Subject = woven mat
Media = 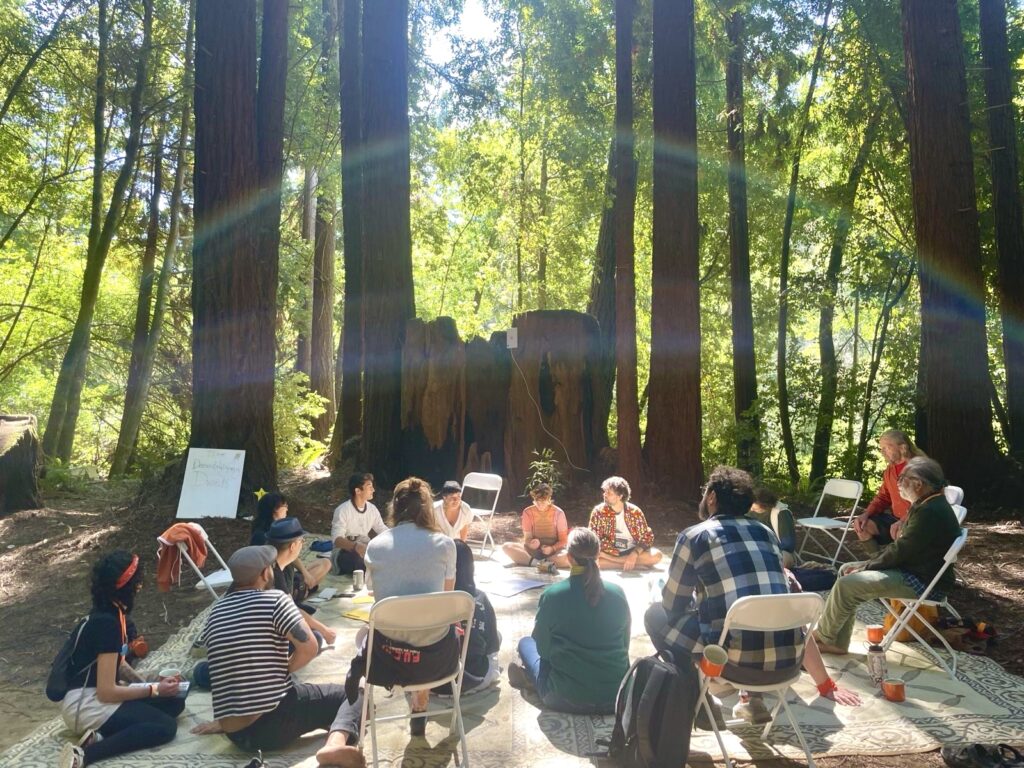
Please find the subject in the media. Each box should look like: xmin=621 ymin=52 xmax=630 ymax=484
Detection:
xmin=3 ymin=556 xmax=1023 ymax=767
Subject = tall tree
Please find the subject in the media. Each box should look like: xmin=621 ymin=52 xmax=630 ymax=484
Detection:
xmin=979 ymin=0 xmax=1024 ymax=454
xmin=809 ymin=105 xmax=882 ymax=487
xmin=645 ymin=0 xmax=701 ymax=498
xmin=360 ymin=0 xmax=415 ymax=481
xmin=613 ymin=0 xmax=643 ymax=483
xmin=310 ymin=0 xmax=338 ymax=442
xmin=901 ymin=0 xmax=997 ymax=493
xmin=110 ymin=0 xmax=195 ymax=477
xmin=776 ymin=0 xmax=834 ymax=487
xmin=42 ymin=0 xmax=153 ymax=462
xmin=190 ymin=0 xmax=283 ymax=497
xmin=725 ymin=6 xmax=761 ymax=476
xmin=331 ymin=0 xmax=365 ymax=460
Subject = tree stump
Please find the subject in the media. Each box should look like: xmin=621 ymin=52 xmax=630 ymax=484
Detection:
xmin=0 ymin=415 xmax=43 ymax=516
xmin=504 ymin=310 xmax=602 ymax=495
xmin=464 ymin=332 xmax=511 ymax=475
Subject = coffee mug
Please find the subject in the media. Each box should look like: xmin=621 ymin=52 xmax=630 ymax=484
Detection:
xmin=882 ymin=677 xmax=905 ymax=702
xmin=700 ymin=644 xmax=728 ymax=678
xmin=353 ymin=569 xmax=365 ymax=590
xmin=158 ymin=667 xmax=181 ymax=682
xmin=866 ymin=624 xmax=885 ymax=644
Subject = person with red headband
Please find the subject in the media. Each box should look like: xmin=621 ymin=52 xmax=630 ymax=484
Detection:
xmin=57 ymin=550 xmax=185 ymax=768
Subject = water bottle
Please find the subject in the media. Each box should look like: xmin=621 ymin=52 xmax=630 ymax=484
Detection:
xmin=866 ymin=644 xmax=887 ymax=686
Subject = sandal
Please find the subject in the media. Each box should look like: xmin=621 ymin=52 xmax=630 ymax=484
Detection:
xmin=942 ymin=743 xmax=1004 ymax=768
xmin=998 ymin=745 xmax=1024 ymax=767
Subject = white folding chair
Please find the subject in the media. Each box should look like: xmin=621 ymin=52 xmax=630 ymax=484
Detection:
xmin=461 ymin=472 xmax=502 ymax=557
xmin=878 ymin=527 xmax=968 ymax=679
xmin=944 ymin=485 xmax=964 ymax=506
xmin=360 ymin=591 xmax=476 ymax=767
xmin=795 ymin=478 xmax=863 ymax=567
xmin=696 ymin=593 xmax=825 ymax=768
xmin=156 ymin=522 xmax=232 ymax=601
xmin=953 ymin=504 xmax=967 ymax=525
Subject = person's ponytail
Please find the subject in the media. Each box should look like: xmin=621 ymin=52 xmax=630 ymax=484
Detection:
xmin=567 ymin=527 xmax=604 ymax=607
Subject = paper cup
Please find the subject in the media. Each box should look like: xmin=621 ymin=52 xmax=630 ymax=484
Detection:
xmin=158 ymin=667 xmax=181 ymax=681
xmin=699 ymin=644 xmax=728 ymax=678
xmin=353 ymin=569 xmax=365 ymax=590
xmin=866 ymin=624 xmax=885 ymax=644
xmin=882 ymin=677 xmax=905 ymax=702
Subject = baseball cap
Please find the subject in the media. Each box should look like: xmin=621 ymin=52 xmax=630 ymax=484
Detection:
xmin=441 ymin=480 xmax=462 ymax=495
xmin=227 ymin=545 xmax=277 ymax=584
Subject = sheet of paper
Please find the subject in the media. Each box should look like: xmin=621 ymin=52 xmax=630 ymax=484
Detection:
xmin=487 ymin=578 xmax=549 ymax=597
xmin=342 ymin=607 xmax=370 ymax=623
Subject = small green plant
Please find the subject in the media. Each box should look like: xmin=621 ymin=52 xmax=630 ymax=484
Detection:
xmin=525 ymin=447 xmax=565 ymax=497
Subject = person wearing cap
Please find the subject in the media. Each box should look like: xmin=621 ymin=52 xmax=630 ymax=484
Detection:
xmin=432 ymin=480 xmax=473 ymax=541
xmin=267 ymin=517 xmax=337 ymax=648
xmin=331 ymin=472 xmax=387 ymax=575
xmin=254 ymin=494 xmax=331 ymax=593
xmin=191 ymin=546 xmax=363 ymax=767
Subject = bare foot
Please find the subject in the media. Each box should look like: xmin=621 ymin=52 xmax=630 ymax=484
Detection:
xmin=316 ymin=743 xmax=365 ymax=767
xmin=812 ymin=631 xmax=849 ymax=656
xmin=190 ymin=720 xmax=224 ymax=735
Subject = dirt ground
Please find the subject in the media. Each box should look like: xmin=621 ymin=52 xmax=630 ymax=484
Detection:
xmin=0 ymin=473 xmax=1021 ymax=766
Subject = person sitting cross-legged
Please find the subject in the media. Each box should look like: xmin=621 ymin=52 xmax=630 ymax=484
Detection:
xmin=502 ymin=483 xmax=569 ymax=570
xmin=190 ymin=545 xmax=364 ymax=767
xmin=588 ymin=476 xmax=663 ymax=571
xmin=432 ymin=480 xmax=474 ymax=541
xmin=507 ymin=527 xmax=630 ymax=714
xmin=852 ymin=430 xmax=927 ymax=552
xmin=253 ymin=494 xmax=330 ymax=595
xmin=813 ymin=456 xmax=961 ymax=656
xmin=332 ymin=473 xmax=387 ymax=576
xmin=267 ymin=517 xmax=338 ymax=648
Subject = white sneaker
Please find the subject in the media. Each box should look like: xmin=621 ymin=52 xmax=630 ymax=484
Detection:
xmin=58 ymin=742 xmax=85 ymax=768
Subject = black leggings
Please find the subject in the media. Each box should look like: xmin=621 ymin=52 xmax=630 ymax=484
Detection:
xmin=86 ymin=696 xmax=185 ymax=764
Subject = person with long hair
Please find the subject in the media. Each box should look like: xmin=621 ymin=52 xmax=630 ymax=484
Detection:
xmin=57 ymin=550 xmax=185 ymax=768
xmin=853 ymin=429 xmax=927 ymax=549
xmin=507 ymin=527 xmax=630 ymax=714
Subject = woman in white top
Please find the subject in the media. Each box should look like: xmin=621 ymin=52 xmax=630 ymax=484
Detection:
xmin=432 ymin=480 xmax=474 ymax=540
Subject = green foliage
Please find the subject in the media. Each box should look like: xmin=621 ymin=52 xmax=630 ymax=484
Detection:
xmin=274 ymin=371 xmax=328 ymax=469
xmin=525 ymin=447 xmax=565 ymax=497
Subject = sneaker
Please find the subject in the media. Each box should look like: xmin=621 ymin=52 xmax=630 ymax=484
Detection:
xmin=733 ymin=695 xmax=772 ymax=725
xmin=58 ymin=743 xmax=85 ymax=768
xmin=507 ymin=663 xmax=533 ymax=691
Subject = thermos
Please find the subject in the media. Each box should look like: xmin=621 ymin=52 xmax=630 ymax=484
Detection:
xmin=866 ymin=644 xmax=887 ymax=685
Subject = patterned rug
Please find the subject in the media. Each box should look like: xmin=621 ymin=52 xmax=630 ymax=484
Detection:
xmin=3 ymin=556 xmax=1024 ymax=767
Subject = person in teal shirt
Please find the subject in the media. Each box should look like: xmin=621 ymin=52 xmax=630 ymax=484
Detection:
xmin=508 ymin=527 xmax=630 ymax=714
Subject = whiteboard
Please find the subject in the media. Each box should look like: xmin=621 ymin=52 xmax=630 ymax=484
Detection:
xmin=175 ymin=447 xmax=246 ymax=519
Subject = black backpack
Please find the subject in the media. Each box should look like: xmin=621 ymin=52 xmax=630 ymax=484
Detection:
xmin=600 ymin=650 xmax=698 ymax=768
xmin=45 ymin=618 xmax=94 ymax=703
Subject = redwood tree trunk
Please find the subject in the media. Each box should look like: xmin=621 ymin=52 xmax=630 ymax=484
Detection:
xmin=726 ymin=9 xmax=761 ymax=477
xmin=190 ymin=0 xmax=279 ymax=500
xmin=332 ymin=0 xmax=365 ymax=459
xmin=360 ymin=0 xmax=414 ymax=482
xmin=901 ymin=0 xmax=997 ymax=494
xmin=645 ymin=0 xmax=701 ymax=498
xmin=979 ymin=0 xmax=1024 ymax=454
xmin=613 ymin=0 xmax=643 ymax=484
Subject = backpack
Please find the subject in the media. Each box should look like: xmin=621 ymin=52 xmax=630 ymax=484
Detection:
xmin=45 ymin=618 xmax=94 ymax=703
xmin=600 ymin=650 xmax=698 ymax=768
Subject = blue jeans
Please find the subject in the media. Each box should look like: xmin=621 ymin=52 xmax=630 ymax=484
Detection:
xmin=517 ymin=637 xmax=612 ymax=715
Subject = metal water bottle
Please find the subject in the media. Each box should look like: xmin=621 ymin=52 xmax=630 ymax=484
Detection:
xmin=866 ymin=644 xmax=887 ymax=686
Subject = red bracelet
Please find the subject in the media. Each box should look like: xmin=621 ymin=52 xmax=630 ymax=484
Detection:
xmin=817 ymin=677 xmax=837 ymax=696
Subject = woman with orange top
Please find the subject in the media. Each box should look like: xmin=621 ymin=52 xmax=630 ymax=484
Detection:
xmin=502 ymin=483 xmax=570 ymax=569
xmin=853 ymin=430 xmax=926 ymax=550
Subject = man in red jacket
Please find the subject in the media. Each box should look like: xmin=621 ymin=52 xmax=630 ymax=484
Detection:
xmin=852 ymin=430 xmax=924 ymax=551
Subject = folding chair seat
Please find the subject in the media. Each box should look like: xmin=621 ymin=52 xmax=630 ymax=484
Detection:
xmin=156 ymin=522 xmax=232 ymax=601
xmin=696 ymin=592 xmax=825 ymax=768
xmin=795 ymin=479 xmax=863 ymax=567
xmin=878 ymin=527 xmax=968 ymax=679
xmin=461 ymin=472 xmax=502 ymax=557
xmin=361 ymin=591 xmax=476 ymax=767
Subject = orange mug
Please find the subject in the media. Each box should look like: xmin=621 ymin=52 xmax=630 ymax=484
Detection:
xmin=700 ymin=645 xmax=728 ymax=678
xmin=882 ymin=678 xmax=905 ymax=702
xmin=866 ymin=624 xmax=885 ymax=644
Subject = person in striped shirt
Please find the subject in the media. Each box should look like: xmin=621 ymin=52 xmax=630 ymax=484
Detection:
xmin=190 ymin=546 xmax=363 ymax=767
xmin=502 ymin=483 xmax=570 ymax=569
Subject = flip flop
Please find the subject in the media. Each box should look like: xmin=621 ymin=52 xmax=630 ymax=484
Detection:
xmin=942 ymin=743 xmax=1004 ymax=768
xmin=997 ymin=744 xmax=1024 ymax=767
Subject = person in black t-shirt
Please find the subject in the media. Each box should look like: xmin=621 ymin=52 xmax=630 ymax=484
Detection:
xmin=267 ymin=517 xmax=337 ymax=647
xmin=57 ymin=550 xmax=185 ymax=768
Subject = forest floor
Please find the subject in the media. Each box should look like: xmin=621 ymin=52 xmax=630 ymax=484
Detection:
xmin=0 ymin=472 xmax=1022 ymax=765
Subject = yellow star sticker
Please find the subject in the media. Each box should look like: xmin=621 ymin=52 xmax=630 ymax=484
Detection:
xmin=254 ymin=487 xmax=268 ymax=500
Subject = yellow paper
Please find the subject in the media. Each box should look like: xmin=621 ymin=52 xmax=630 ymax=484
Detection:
xmin=352 ymin=593 xmax=374 ymax=604
xmin=342 ymin=607 xmax=370 ymax=623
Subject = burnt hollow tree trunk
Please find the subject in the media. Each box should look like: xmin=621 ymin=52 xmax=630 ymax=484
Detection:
xmin=979 ymin=0 xmax=1024 ymax=454
xmin=331 ymin=0 xmax=365 ymax=462
xmin=505 ymin=311 xmax=601 ymax=495
xmin=809 ymin=106 xmax=881 ymax=488
xmin=902 ymin=0 xmax=997 ymax=494
xmin=646 ymin=0 xmax=702 ymax=499
xmin=190 ymin=0 xmax=280 ymax=503
xmin=613 ymin=0 xmax=643 ymax=484
xmin=726 ymin=8 xmax=762 ymax=478
xmin=360 ymin=0 xmax=415 ymax=483
xmin=464 ymin=332 xmax=510 ymax=476
xmin=0 ymin=415 xmax=43 ymax=516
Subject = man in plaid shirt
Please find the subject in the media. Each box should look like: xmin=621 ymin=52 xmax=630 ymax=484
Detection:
xmin=646 ymin=466 xmax=802 ymax=682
